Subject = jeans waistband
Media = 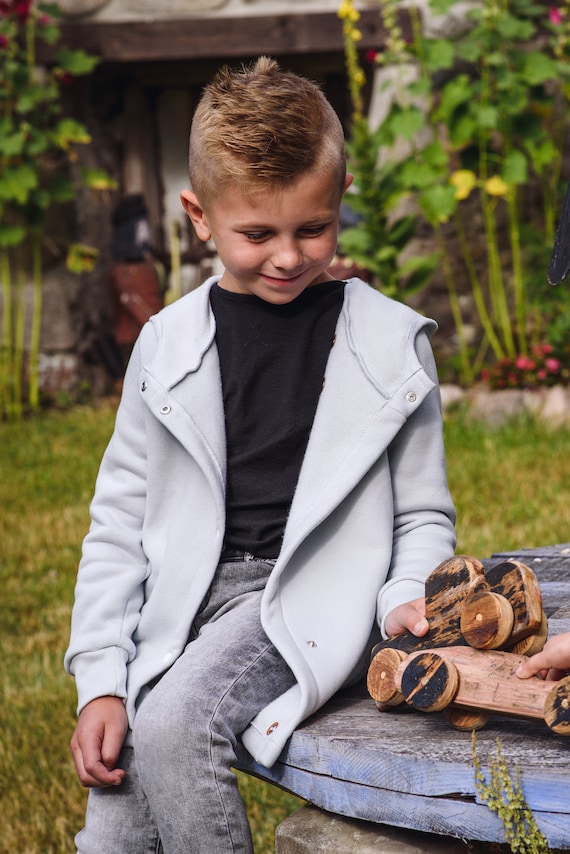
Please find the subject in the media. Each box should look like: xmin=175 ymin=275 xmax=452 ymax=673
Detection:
xmin=220 ymin=548 xmax=277 ymax=563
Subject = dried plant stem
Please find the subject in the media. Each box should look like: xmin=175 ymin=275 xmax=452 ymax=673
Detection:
xmin=28 ymin=235 xmax=42 ymax=412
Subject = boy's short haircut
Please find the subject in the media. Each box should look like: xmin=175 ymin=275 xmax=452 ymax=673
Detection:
xmin=189 ymin=56 xmax=347 ymax=208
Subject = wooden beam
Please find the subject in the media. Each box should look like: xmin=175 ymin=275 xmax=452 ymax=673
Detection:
xmin=39 ymin=10 xmax=401 ymax=64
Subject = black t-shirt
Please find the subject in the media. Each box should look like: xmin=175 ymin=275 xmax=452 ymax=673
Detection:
xmin=210 ymin=280 xmax=345 ymax=558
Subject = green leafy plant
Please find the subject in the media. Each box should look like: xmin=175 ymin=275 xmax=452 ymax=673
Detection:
xmin=0 ymin=0 xmax=116 ymax=418
xmin=338 ymin=0 xmax=570 ymax=385
xmin=337 ymin=0 xmax=440 ymax=303
xmin=472 ymin=733 xmax=550 ymax=853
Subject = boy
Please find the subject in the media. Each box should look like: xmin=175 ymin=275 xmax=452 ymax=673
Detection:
xmin=65 ymin=57 xmax=456 ymax=853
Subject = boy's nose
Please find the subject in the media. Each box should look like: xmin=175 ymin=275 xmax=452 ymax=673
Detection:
xmin=272 ymin=239 xmax=303 ymax=271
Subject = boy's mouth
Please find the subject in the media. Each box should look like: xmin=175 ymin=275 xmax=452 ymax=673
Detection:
xmin=261 ymin=271 xmax=305 ymax=286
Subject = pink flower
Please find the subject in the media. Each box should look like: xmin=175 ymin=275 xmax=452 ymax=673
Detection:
xmin=549 ymin=7 xmax=563 ymax=24
xmin=0 ymin=33 xmax=8 ymax=47
xmin=0 ymin=0 xmax=32 ymax=20
xmin=545 ymin=358 xmax=561 ymax=372
xmin=366 ymin=50 xmax=378 ymax=63
xmin=538 ymin=369 xmax=547 ymax=381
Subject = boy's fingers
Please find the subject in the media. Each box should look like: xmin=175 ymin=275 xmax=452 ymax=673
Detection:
xmin=70 ymin=695 xmax=129 ymax=787
xmin=400 ymin=597 xmax=428 ymax=637
xmin=385 ymin=598 xmax=428 ymax=638
xmin=70 ymin=723 xmax=126 ymax=788
xmin=100 ymin=723 xmax=128 ymax=772
xmin=411 ymin=615 xmax=429 ymax=636
xmin=71 ymin=737 xmax=126 ymax=788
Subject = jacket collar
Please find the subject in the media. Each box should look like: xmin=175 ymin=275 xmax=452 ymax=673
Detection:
xmin=145 ymin=276 xmax=219 ymax=390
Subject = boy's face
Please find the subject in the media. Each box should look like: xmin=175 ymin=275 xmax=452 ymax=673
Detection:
xmin=181 ymin=171 xmax=352 ymax=305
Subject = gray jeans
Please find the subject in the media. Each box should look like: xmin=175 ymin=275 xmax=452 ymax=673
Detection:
xmin=76 ymin=559 xmax=296 ymax=854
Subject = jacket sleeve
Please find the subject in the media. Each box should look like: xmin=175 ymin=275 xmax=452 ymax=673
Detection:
xmin=64 ymin=327 xmax=155 ymax=715
xmin=376 ymin=326 xmax=457 ymax=633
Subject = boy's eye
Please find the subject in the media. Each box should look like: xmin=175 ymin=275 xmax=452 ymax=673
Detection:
xmin=242 ymin=223 xmax=329 ymax=241
xmin=301 ymin=225 xmax=327 ymax=237
xmin=244 ymin=231 xmax=269 ymax=242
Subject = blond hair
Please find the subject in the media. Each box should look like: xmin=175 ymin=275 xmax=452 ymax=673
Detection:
xmin=189 ymin=56 xmax=346 ymax=208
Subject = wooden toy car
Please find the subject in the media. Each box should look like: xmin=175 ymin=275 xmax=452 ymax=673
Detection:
xmin=367 ymin=555 xmax=570 ymax=734
xmin=368 ymin=643 xmax=570 ymax=733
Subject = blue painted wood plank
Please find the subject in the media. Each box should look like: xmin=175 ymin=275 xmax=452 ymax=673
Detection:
xmin=239 ymin=689 xmax=570 ymax=807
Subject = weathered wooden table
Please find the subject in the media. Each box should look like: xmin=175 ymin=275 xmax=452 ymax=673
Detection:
xmin=236 ymin=545 xmax=570 ymax=851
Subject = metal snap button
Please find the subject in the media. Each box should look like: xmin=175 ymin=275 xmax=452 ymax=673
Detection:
xmin=406 ymin=392 xmax=417 ymax=403
xmin=141 ymin=381 xmax=147 ymax=392
xmin=266 ymin=722 xmax=279 ymax=735
xmin=160 ymin=404 xmax=171 ymax=415
xmin=307 ymin=640 xmax=317 ymax=648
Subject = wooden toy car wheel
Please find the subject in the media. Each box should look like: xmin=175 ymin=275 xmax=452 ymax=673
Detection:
xmin=367 ymin=648 xmax=407 ymax=709
xmin=399 ymin=651 xmax=460 ymax=713
xmin=544 ymin=675 xmax=570 ymax=735
xmin=507 ymin=610 xmax=548 ymax=656
xmin=443 ymin=707 xmax=491 ymax=731
xmin=459 ymin=590 xmax=514 ymax=649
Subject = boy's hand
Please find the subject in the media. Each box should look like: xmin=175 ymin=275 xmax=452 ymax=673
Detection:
xmin=385 ymin=597 xmax=429 ymax=639
xmin=70 ymin=696 xmax=128 ymax=788
xmin=516 ymin=633 xmax=570 ymax=681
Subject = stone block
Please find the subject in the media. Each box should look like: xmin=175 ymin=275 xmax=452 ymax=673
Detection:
xmin=275 ymin=805 xmax=488 ymax=853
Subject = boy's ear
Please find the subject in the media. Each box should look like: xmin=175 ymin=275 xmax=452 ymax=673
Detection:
xmin=180 ymin=190 xmax=211 ymax=242
xmin=344 ymin=173 xmax=354 ymax=193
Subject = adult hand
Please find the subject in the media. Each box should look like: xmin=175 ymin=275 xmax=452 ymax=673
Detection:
xmin=516 ymin=633 xmax=570 ymax=682
xmin=70 ymin=695 xmax=128 ymax=788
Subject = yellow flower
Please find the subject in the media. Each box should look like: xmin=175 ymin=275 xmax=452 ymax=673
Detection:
xmin=485 ymin=175 xmax=509 ymax=197
xmin=450 ymin=169 xmax=477 ymax=201
xmin=338 ymin=0 xmax=360 ymax=22
xmin=353 ymin=68 xmax=366 ymax=86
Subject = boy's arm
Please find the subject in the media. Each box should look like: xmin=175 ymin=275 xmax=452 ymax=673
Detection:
xmin=70 ymin=696 xmax=128 ymax=788
xmin=65 ymin=329 xmax=154 ymax=713
xmin=377 ymin=327 xmax=457 ymax=632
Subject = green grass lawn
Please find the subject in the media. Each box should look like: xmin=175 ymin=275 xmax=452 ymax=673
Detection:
xmin=1 ymin=401 xmax=569 ymax=853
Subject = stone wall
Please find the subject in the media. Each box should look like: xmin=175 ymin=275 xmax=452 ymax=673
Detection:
xmin=441 ymin=384 xmax=570 ymax=427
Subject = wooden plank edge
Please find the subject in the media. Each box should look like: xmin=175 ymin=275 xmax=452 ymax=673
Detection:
xmin=235 ymin=752 xmax=570 ymax=849
xmin=242 ymin=736 xmax=570 ymax=814
xmin=36 ymin=9 xmax=410 ymax=63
